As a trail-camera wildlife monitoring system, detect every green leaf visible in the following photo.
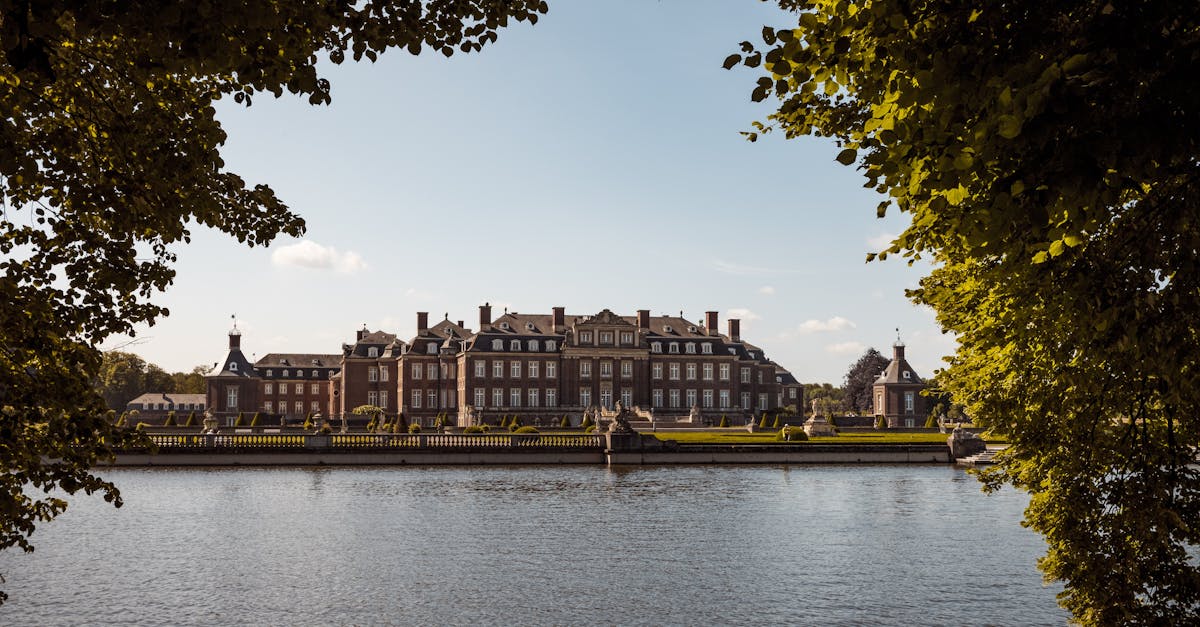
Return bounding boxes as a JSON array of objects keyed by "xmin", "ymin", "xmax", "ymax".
[
  {"xmin": 835, "ymin": 148, "xmax": 857, "ymax": 165},
  {"xmin": 998, "ymin": 115, "xmax": 1023, "ymax": 139}
]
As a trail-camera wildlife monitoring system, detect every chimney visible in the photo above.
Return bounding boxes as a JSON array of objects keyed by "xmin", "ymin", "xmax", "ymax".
[
  {"xmin": 417, "ymin": 311, "xmax": 429, "ymax": 333},
  {"xmin": 728, "ymin": 319, "xmax": 741, "ymax": 342},
  {"xmin": 356, "ymin": 325, "xmax": 367, "ymax": 341},
  {"xmin": 637, "ymin": 309, "xmax": 650, "ymax": 330},
  {"xmin": 552, "ymin": 306, "xmax": 565, "ymax": 333},
  {"xmin": 228, "ymin": 329, "xmax": 241, "ymax": 350},
  {"xmin": 705, "ymin": 311, "xmax": 718, "ymax": 334},
  {"xmin": 457, "ymin": 320, "xmax": 464, "ymax": 329},
  {"xmin": 479, "ymin": 303, "xmax": 492, "ymax": 329},
  {"xmin": 893, "ymin": 341, "xmax": 906, "ymax": 362}
]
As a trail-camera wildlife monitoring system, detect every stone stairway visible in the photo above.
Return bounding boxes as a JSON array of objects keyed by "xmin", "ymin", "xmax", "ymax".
[{"xmin": 956, "ymin": 447, "xmax": 1001, "ymax": 466}]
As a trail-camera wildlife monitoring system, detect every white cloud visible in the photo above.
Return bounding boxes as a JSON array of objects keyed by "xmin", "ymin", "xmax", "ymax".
[
  {"xmin": 271, "ymin": 240, "xmax": 367, "ymax": 273},
  {"xmin": 826, "ymin": 341, "xmax": 866, "ymax": 355},
  {"xmin": 727, "ymin": 308, "xmax": 761, "ymax": 322},
  {"xmin": 796, "ymin": 316, "xmax": 857, "ymax": 334},
  {"xmin": 758, "ymin": 285, "xmax": 776, "ymax": 295},
  {"xmin": 867, "ymin": 232, "xmax": 897, "ymax": 250}
]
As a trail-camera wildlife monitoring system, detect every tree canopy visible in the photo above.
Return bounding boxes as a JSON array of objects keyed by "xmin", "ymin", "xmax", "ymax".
[
  {"xmin": 0, "ymin": 0, "xmax": 546, "ymax": 602},
  {"xmin": 841, "ymin": 347, "xmax": 888, "ymax": 414},
  {"xmin": 737, "ymin": 0, "xmax": 1200, "ymax": 622},
  {"xmin": 94, "ymin": 351, "xmax": 207, "ymax": 409}
]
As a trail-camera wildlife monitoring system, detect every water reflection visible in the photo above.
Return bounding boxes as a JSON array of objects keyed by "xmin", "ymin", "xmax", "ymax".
[{"xmin": 1, "ymin": 465, "xmax": 1067, "ymax": 626}]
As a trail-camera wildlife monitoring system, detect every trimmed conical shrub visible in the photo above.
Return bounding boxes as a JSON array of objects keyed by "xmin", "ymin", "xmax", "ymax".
[
  {"xmin": 560, "ymin": 415, "xmax": 570, "ymax": 428},
  {"xmin": 163, "ymin": 411, "xmax": 176, "ymax": 427},
  {"xmin": 235, "ymin": 412, "xmax": 246, "ymax": 427},
  {"xmin": 250, "ymin": 412, "xmax": 261, "ymax": 427},
  {"xmin": 758, "ymin": 414, "xmax": 768, "ymax": 429},
  {"xmin": 719, "ymin": 415, "xmax": 729, "ymax": 428},
  {"xmin": 772, "ymin": 415, "xmax": 782, "ymax": 429},
  {"xmin": 185, "ymin": 411, "xmax": 197, "ymax": 427}
]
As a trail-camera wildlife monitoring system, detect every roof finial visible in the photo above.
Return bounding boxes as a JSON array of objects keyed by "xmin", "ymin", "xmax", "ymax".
[
  {"xmin": 444, "ymin": 312, "xmax": 449, "ymax": 320},
  {"xmin": 896, "ymin": 327, "xmax": 900, "ymax": 342},
  {"xmin": 231, "ymin": 313, "xmax": 237, "ymax": 330}
]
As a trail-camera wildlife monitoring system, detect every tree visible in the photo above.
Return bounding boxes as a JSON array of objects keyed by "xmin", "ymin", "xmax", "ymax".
[
  {"xmin": 842, "ymin": 348, "xmax": 889, "ymax": 414},
  {"xmin": 737, "ymin": 1, "xmax": 1200, "ymax": 622},
  {"xmin": 0, "ymin": 0, "xmax": 548, "ymax": 591},
  {"xmin": 94, "ymin": 351, "xmax": 149, "ymax": 410}
]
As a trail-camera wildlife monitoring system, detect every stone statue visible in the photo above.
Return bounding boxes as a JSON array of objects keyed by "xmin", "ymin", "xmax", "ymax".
[
  {"xmin": 688, "ymin": 404, "xmax": 702, "ymax": 424},
  {"xmin": 201, "ymin": 410, "xmax": 219, "ymax": 434},
  {"xmin": 608, "ymin": 400, "xmax": 636, "ymax": 434}
]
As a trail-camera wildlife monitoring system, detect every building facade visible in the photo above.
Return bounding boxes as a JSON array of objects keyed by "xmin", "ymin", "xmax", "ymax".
[
  {"xmin": 871, "ymin": 341, "xmax": 930, "ymax": 427},
  {"xmin": 210, "ymin": 305, "xmax": 804, "ymax": 427}
]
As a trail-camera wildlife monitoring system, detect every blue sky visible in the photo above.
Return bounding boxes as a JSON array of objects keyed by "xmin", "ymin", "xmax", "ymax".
[{"xmin": 112, "ymin": 0, "xmax": 955, "ymax": 384}]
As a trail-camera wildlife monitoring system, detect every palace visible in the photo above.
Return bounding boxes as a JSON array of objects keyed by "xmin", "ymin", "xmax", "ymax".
[{"xmin": 207, "ymin": 305, "xmax": 804, "ymax": 427}]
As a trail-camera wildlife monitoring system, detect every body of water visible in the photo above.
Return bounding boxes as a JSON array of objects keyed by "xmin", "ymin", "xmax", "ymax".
[{"xmin": 0, "ymin": 465, "xmax": 1066, "ymax": 625}]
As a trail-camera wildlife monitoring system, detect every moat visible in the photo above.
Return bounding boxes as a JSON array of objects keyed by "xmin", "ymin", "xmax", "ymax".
[{"xmin": 1, "ymin": 465, "xmax": 1067, "ymax": 625}]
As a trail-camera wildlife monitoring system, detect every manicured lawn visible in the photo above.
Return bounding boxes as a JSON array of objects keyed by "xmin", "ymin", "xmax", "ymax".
[{"xmin": 651, "ymin": 430, "xmax": 955, "ymax": 445}]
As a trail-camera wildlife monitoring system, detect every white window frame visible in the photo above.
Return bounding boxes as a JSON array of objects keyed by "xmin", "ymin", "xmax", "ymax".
[
  {"xmin": 620, "ymin": 331, "xmax": 633, "ymax": 345},
  {"xmin": 511, "ymin": 361, "xmax": 522, "ymax": 378},
  {"xmin": 546, "ymin": 361, "xmax": 557, "ymax": 378},
  {"xmin": 511, "ymin": 388, "xmax": 521, "ymax": 407},
  {"xmin": 719, "ymin": 364, "xmax": 730, "ymax": 381},
  {"xmin": 474, "ymin": 388, "xmax": 485, "ymax": 408},
  {"xmin": 652, "ymin": 364, "xmax": 663, "ymax": 379},
  {"xmin": 412, "ymin": 390, "xmax": 422, "ymax": 408},
  {"xmin": 492, "ymin": 339, "xmax": 503, "ymax": 350},
  {"xmin": 379, "ymin": 391, "xmax": 388, "ymax": 409},
  {"xmin": 702, "ymin": 364, "xmax": 713, "ymax": 381},
  {"xmin": 379, "ymin": 368, "xmax": 388, "ymax": 382},
  {"xmin": 528, "ymin": 388, "xmax": 539, "ymax": 407},
  {"xmin": 702, "ymin": 344, "xmax": 712, "ymax": 355},
  {"xmin": 264, "ymin": 383, "xmax": 273, "ymax": 395},
  {"xmin": 669, "ymin": 363, "xmax": 680, "ymax": 380},
  {"xmin": 493, "ymin": 388, "xmax": 504, "ymax": 407},
  {"xmin": 528, "ymin": 340, "xmax": 539, "ymax": 351},
  {"xmin": 580, "ymin": 388, "xmax": 592, "ymax": 407},
  {"xmin": 528, "ymin": 361, "xmax": 539, "ymax": 378},
  {"xmin": 703, "ymin": 389, "xmax": 713, "ymax": 409},
  {"xmin": 412, "ymin": 363, "xmax": 423, "ymax": 379},
  {"xmin": 368, "ymin": 347, "xmax": 379, "ymax": 358},
  {"xmin": 686, "ymin": 364, "xmax": 697, "ymax": 381},
  {"xmin": 510, "ymin": 339, "xmax": 521, "ymax": 351},
  {"xmin": 651, "ymin": 342, "xmax": 662, "ymax": 353},
  {"xmin": 580, "ymin": 361, "xmax": 592, "ymax": 378},
  {"xmin": 686, "ymin": 343, "xmax": 696, "ymax": 354},
  {"xmin": 493, "ymin": 360, "xmax": 504, "ymax": 378},
  {"xmin": 475, "ymin": 360, "xmax": 486, "ymax": 377},
  {"xmin": 546, "ymin": 389, "xmax": 557, "ymax": 407},
  {"xmin": 652, "ymin": 389, "xmax": 663, "ymax": 408}
]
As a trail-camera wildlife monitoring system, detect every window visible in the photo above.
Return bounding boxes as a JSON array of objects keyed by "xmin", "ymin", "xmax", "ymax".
[
  {"xmin": 546, "ymin": 361, "xmax": 557, "ymax": 378},
  {"xmin": 546, "ymin": 389, "xmax": 557, "ymax": 407},
  {"xmin": 621, "ymin": 361, "xmax": 632, "ymax": 378},
  {"xmin": 719, "ymin": 364, "xmax": 730, "ymax": 381},
  {"xmin": 600, "ymin": 361, "xmax": 612, "ymax": 378},
  {"xmin": 510, "ymin": 339, "xmax": 521, "ymax": 351},
  {"xmin": 311, "ymin": 369, "xmax": 318, "ymax": 378},
  {"xmin": 686, "ymin": 364, "xmax": 697, "ymax": 380},
  {"xmin": 663, "ymin": 325, "xmax": 673, "ymax": 333},
  {"xmin": 368, "ymin": 347, "xmax": 379, "ymax": 358},
  {"xmin": 652, "ymin": 389, "xmax": 663, "ymax": 408},
  {"xmin": 546, "ymin": 340, "xmax": 557, "ymax": 352},
  {"xmin": 686, "ymin": 343, "xmax": 696, "ymax": 354},
  {"xmin": 528, "ymin": 389, "xmax": 539, "ymax": 407},
  {"xmin": 298, "ymin": 369, "xmax": 305, "ymax": 378},
  {"xmin": 579, "ymin": 331, "xmax": 592, "ymax": 344},
  {"xmin": 266, "ymin": 369, "xmax": 273, "ymax": 377},
  {"xmin": 380, "ymin": 391, "xmax": 388, "ymax": 409},
  {"xmin": 526, "ymin": 322, "xmax": 535, "ymax": 331},
  {"xmin": 379, "ymin": 368, "xmax": 388, "ymax": 382},
  {"xmin": 412, "ymin": 390, "xmax": 422, "ymax": 408},
  {"xmin": 413, "ymin": 363, "xmax": 423, "ymax": 379},
  {"xmin": 719, "ymin": 390, "xmax": 730, "ymax": 408},
  {"xmin": 528, "ymin": 340, "xmax": 539, "ymax": 351},
  {"xmin": 475, "ymin": 360, "xmax": 486, "ymax": 377},
  {"xmin": 741, "ymin": 367, "xmax": 751, "ymax": 383},
  {"xmin": 742, "ymin": 392, "xmax": 751, "ymax": 410},
  {"xmin": 669, "ymin": 342, "xmax": 679, "ymax": 354},
  {"xmin": 580, "ymin": 389, "xmax": 592, "ymax": 407},
  {"xmin": 310, "ymin": 383, "xmax": 319, "ymax": 394},
  {"xmin": 703, "ymin": 390, "xmax": 713, "ymax": 409},
  {"xmin": 905, "ymin": 391, "xmax": 915, "ymax": 412},
  {"xmin": 903, "ymin": 370, "xmax": 911, "ymax": 380},
  {"xmin": 511, "ymin": 388, "xmax": 521, "ymax": 407},
  {"xmin": 702, "ymin": 364, "xmax": 713, "ymax": 381},
  {"xmin": 427, "ymin": 390, "xmax": 436, "ymax": 408},
  {"xmin": 758, "ymin": 393, "xmax": 768, "ymax": 409},
  {"xmin": 528, "ymin": 362, "xmax": 539, "ymax": 378},
  {"xmin": 492, "ymin": 339, "xmax": 503, "ymax": 350},
  {"xmin": 789, "ymin": 388, "xmax": 797, "ymax": 399},
  {"xmin": 427, "ymin": 364, "xmax": 437, "ymax": 380},
  {"xmin": 620, "ymin": 331, "xmax": 633, "ymax": 345},
  {"xmin": 493, "ymin": 360, "xmax": 504, "ymax": 378},
  {"xmin": 282, "ymin": 369, "xmax": 289, "ymax": 378},
  {"xmin": 474, "ymin": 389, "xmax": 485, "ymax": 408},
  {"xmin": 493, "ymin": 388, "xmax": 504, "ymax": 407},
  {"xmin": 686, "ymin": 389, "xmax": 697, "ymax": 407},
  {"xmin": 651, "ymin": 342, "xmax": 662, "ymax": 353},
  {"xmin": 368, "ymin": 391, "xmax": 378, "ymax": 406},
  {"xmin": 511, "ymin": 361, "xmax": 522, "ymax": 378},
  {"xmin": 758, "ymin": 371, "xmax": 764, "ymax": 384},
  {"xmin": 599, "ymin": 331, "xmax": 613, "ymax": 344},
  {"xmin": 620, "ymin": 389, "xmax": 632, "ymax": 408},
  {"xmin": 425, "ymin": 343, "xmax": 437, "ymax": 355},
  {"xmin": 264, "ymin": 400, "xmax": 273, "ymax": 412},
  {"xmin": 702, "ymin": 344, "xmax": 712, "ymax": 355},
  {"xmin": 599, "ymin": 388, "xmax": 612, "ymax": 409},
  {"xmin": 264, "ymin": 383, "xmax": 273, "ymax": 395},
  {"xmin": 669, "ymin": 389, "xmax": 680, "ymax": 408},
  {"xmin": 652, "ymin": 364, "xmax": 663, "ymax": 379},
  {"xmin": 580, "ymin": 361, "xmax": 592, "ymax": 378},
  {"xmin": 295, "ymin": 383, "xmax": 303, "ymax": 394},
  {"xmin": 369, "ymin": 367, "xmax": 379, "ymax": 382},
  {"xmin": 669, "ymin": 363, "xmax": 680, "ymax": 380},
  {"xmin": 295, "ymin": 401, "xmax": 303, "ymax": 415}
]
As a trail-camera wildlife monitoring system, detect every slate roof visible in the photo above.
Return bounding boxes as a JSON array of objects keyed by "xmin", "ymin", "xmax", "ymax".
[
  {"xmin": 212, "ymin": 347, "xmax": 257, "ymax": 378},
  {"xmin": 874, "ymin": 343, "xmax": 925, "ymax": 384},
  {"xmin": 127, "ymin": 393, "xmax": 206, "ymax": 407},
  {"xmin": 257, "ymin": 353, "xmax": 342, "ymax": 368}
]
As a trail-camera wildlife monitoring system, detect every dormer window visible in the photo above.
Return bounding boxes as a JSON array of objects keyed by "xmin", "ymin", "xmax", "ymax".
[
  {"xmin": 579, "ymin": 331, "xmax": 592, "ymax": 344},
  {"xmin": 728, "ymin": 348, "xmax": 737, "ymax": 355},
  {"xmin": 669, "ymin": 342, "xmax": 679, "ymax": 354},
  {"xmin": 903, "ymin": 370, "xmax": 911, "ymax": 379},
  {"xmin": 702, "ymin": 344, "xmax": 712, "ymax": 354},
  {"xmin": 426, "ymin": 343, "xmax": 437, "ymax": 354},
  {"xmin": 651, "ymin": 342, "xmax": 662, "ymax": 353},
  {"xmin": 620, "ymin": 331, "xmax": 633, "ymax": 345},
  {"xmin": 266, "ymin": 369, "xmax": 273, "ymax": 377},
  {"xmin": 599, "ymin": 332, "xmax": 613, "ymax": 344},
  {"xmin": 748, "ymin": 351, "xmax": 756, "ymax": 359},
  {"xmin": 687, "ymin": 325, "xmax": 697, "ymax": 333},
  {"xmin": 311, "ymin": 370, "xmax": 318, "ymax": 378},
  {"xmin": 546, "ymin": 340, "xmax": 557, "ymax": 351},
  {"xmin": 663, "ymin": 325, "xmax": 673, "ymax": 333},
  {"xmin": 492, "ymin": 339, "xmax": 503, "ymax": 350},
  {"xmin": 499, "ymin": 322, "xmax": 510, "ymax": 330},
  {"xmin": 685, "ymin": 343, "xmax": 696, "ymax": 354},
  {"xmin": 282, "ymin": 369, "xmax": 289, "ymax": 377},
  {"xmin": 528, "ymin": 340, "xmax": 539, "ymax": 351},
  {"xmin": 525, "ymin": 322, "xmax": 535, "ymax": 331},
  {"xmin": 229, "ymin": 362, "xmax": 237, "ymax": 371},
  {"xmin": 510, "ymin": 339, "xmax": 521, "ymax": 351},
  {"xmin": 367, "ymin": 347, "xmax": 379, "ymax": 358}
]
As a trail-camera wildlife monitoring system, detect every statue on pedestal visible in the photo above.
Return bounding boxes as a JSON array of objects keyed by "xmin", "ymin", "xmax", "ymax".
[
  {"xmin": 201, "ymin": 410, "xmax": 219, "ymax": 434},
  {"xmin": 688, "ymin": 404, "xmax": 702, "ymax": 424},
  {"xmin": 608, "ymin": 400, "xmax": 636, "ymax": 434}
]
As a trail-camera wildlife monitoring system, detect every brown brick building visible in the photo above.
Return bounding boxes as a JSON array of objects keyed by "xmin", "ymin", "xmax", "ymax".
[
  {"xmin": 210, "ymin": 305, "xmax": 803, "ymax": 427},
  {"xmin": 872, "ymin": 341, "xmax": 931, "ymax": 428},
  {"xmin": 206, "ymin": 326, "xmax": 340, "ymax": 425}
]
